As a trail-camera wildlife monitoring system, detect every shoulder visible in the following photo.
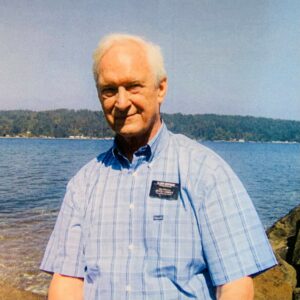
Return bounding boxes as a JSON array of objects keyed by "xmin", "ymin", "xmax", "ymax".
[
  {"xmin": 71, "ymin": 146, "xmax": 113, "ymax": 185},
  {"xmin": 167, "ymin": 132, "xmax": 239, "ymax": 192},
  {"xmin": 168, "ymin": 131, "xmax": 226, "ymax": 170},
  {"xmin": 63, "ymin": 147, "xmax": 113, "ymax": 208},
  {"xmin": 168, "ymin": 131, "xmax": 209, "ymax": 154}
]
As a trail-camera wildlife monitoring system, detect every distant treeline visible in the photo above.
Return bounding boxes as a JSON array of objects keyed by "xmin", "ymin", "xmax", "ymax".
[{"xmin": 1, "ymin": 109, "xmax": 300, "ymax": 142}]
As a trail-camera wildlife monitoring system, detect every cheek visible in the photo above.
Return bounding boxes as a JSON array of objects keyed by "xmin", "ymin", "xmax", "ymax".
[
  {"xmin": 101, "ymin": 99, "xmax": 114, "ymax": 113},
  {"xmin": 132, "ymin": 93, "xmax": 155, "ymax": 111},
  {"xmin": 104, "ymin": 114, "xmax": 115, "ymax": 129}
]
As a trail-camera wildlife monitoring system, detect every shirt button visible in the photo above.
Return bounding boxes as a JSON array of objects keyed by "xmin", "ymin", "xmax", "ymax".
[
  {"xmin": 132, "ymin": 171, "xmax": 137, "ymax": 177},
  {"xmin": 129, "ymin": 203, "xmax": 134, "ymax": 210},
  {"xmin": 126, "ymin": 285, "xmax": 131, "ymax": 292},
  {"xmin": 128, "ymin": 244, "xmax": 134, "ymax": 250}
]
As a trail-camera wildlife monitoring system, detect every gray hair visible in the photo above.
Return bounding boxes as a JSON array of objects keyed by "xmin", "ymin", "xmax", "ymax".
[{"xmin": 93, "ymin": 33, "xmax": 167, "ymax": 87}]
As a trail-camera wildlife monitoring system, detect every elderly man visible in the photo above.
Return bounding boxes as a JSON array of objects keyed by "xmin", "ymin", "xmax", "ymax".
[{"xmin": 41, "ymin": 33, "xmax": 277, "ymax": 299}]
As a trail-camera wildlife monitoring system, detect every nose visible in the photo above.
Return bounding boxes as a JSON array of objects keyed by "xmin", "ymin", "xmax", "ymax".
[{"xmin": 115, "ymin": 86, "xmax": 130, "ymax": 111}]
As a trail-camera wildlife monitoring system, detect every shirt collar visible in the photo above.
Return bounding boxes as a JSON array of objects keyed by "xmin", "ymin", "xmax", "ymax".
[
  {"xmin": 112, "ymin": 121, "xmax": 169, "ymax": 165},
  {"xmin": 147, "ymin": 121, "xmax": 169, "ymax": 162}
]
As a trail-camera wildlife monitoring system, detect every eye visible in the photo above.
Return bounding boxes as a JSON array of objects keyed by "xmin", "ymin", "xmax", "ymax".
[
  {"xmin": 126, "ymin": 83, "xmax": 142, "ymax": 93},
  {"xmin": 101, "ymin": 87, "xmax": 117, "ymax": 98}
]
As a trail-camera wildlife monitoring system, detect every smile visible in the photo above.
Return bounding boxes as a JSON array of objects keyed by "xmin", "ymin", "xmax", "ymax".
[{"xmin": 115, "ymin": 114, "xmax": 136, "ymax": 121}]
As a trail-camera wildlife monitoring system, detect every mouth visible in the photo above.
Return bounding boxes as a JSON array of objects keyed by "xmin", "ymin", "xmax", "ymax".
[{"xmin": 115, "ymin": 114, "xmax": 136, "ymax": 121}]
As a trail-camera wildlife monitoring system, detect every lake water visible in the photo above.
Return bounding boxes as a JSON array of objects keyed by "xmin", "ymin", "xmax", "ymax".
[{"xmin": 0, "ymin": 138, "xmax": 299, "ymax": 295}]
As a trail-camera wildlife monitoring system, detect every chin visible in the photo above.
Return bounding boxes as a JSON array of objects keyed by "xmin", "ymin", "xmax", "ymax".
[
  {"xmin": 117, "ymin": 129, "xmax": 143, "ymax": 138},
  {"xmin": 114, "ymin": 124, "xmax": 141, "ymax": 137}
]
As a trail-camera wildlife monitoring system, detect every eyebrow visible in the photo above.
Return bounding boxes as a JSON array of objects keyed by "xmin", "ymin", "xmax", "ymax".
[
  {"xmin": 99, "ymin": 84, "xmax": 117, "ymax": 91},
  {"xmin": 100, "ymin": 81, "xmax": 143, "ymax": 90},
  {"xmin": 124, "ymin": 81, "xmax": 143, "ymax": 87}
]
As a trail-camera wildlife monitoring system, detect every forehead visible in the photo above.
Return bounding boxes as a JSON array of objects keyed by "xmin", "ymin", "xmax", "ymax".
[{"xmin": 98, "ymin": 42, "xmax": 152, "ymax": 85}]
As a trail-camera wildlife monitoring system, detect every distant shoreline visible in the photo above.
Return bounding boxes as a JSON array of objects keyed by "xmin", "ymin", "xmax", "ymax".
[
  {"xmin": 1, "ymin": 110, "xmax": 300, "ymax": 143},
  {"xmin": 0, "ymin": 136, "xmax": 114, "ymax": 141},
  {"xmin": 0, "ymin": 136, "xmax": 299, "ymax": 144}
]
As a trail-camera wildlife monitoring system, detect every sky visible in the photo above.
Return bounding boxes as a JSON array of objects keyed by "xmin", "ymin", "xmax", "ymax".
[{"xmin": 0, "ymin": 0, "xmax": 300, "ymax": 121}]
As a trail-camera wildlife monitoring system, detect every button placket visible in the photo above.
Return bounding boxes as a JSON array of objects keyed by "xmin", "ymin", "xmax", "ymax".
[
  {"xmin": 128, "ymin": 244, "xmax": 134, "ymax": 251},
  {"xmin": 126, "ymin": 285, "xmax": 131, "ymax": 292}
]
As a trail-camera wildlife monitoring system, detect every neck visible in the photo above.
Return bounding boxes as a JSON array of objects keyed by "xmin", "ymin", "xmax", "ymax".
[{"xmin": 116, "ymin": 120, "xmax": 162, "ymax": 162}]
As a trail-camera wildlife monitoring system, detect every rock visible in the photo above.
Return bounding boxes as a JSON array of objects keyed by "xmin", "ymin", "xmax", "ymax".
[
  {"xmin": 254, "ymin": 205, "xmax": 300, "ymax": 300},
  {"xmin": 294, "ymin": 288, "xmax": 300, "ymax": 300},
  {"xmin": 293, "ymin": 229, "xmax": 300, "ymax": 265},
  {"xmin": 267, "ymin": 205, "xmax": 300, "ymax": 261},
  {"xmin": 0, "ymin": 282, "xmax": 47, "ymax": 300},
  {"xmin": 254, "ymin": 254, "xmax": 296, "ymax": 300}
]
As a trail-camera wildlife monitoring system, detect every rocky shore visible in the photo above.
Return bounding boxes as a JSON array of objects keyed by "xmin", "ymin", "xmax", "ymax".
[
  {"xmin": 0, "ymin": 283, "xmax": 46, "ymax": 300},
  {"xmin": 254, "ymin": 205, "xmax": 300, "ymax": 300}
]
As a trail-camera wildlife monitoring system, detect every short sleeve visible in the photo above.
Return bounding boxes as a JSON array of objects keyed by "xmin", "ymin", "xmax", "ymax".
[
  {"xmin": 40, "ymin": 175, "xmax": 86, "ymax": 278},
  {"xmin": 198, "ymin": 156, "xmax": 277, "ymax": 286}
]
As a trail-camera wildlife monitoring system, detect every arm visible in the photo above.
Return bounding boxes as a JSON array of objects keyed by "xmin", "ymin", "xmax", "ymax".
[
  {"xmin": 48, "ymin": 273, "xmax": 84, "ymax": 300},
  {"xmin": 216, "ymin": 276, "xmax": 254, "ymax": 300}
]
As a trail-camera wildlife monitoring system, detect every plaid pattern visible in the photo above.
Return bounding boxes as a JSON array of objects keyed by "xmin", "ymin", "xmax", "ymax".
[{"xmin": 41, "ymin": 123, "xmax": 277, "ymax": 299}]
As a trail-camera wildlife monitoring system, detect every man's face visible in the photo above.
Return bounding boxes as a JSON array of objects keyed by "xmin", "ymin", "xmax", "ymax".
[{"xmin": 97, "ymin": 41, "xmax": 167, "ymax": 141}]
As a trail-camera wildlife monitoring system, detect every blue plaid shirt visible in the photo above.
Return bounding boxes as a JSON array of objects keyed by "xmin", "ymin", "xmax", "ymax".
[{"xmin": 41, "ymin": 123, "xmax": 276, "ymax": 299}]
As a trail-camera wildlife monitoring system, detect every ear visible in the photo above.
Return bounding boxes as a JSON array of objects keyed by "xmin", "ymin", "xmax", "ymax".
[{"xmin": 157, "ymin": 77, "xmax": 168, "ymax": 105}]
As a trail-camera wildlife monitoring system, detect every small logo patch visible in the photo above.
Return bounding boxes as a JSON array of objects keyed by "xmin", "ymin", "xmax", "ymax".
[{"xmin": 153, "ymin": 215, "xmax": 164, "ymax": 221}]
